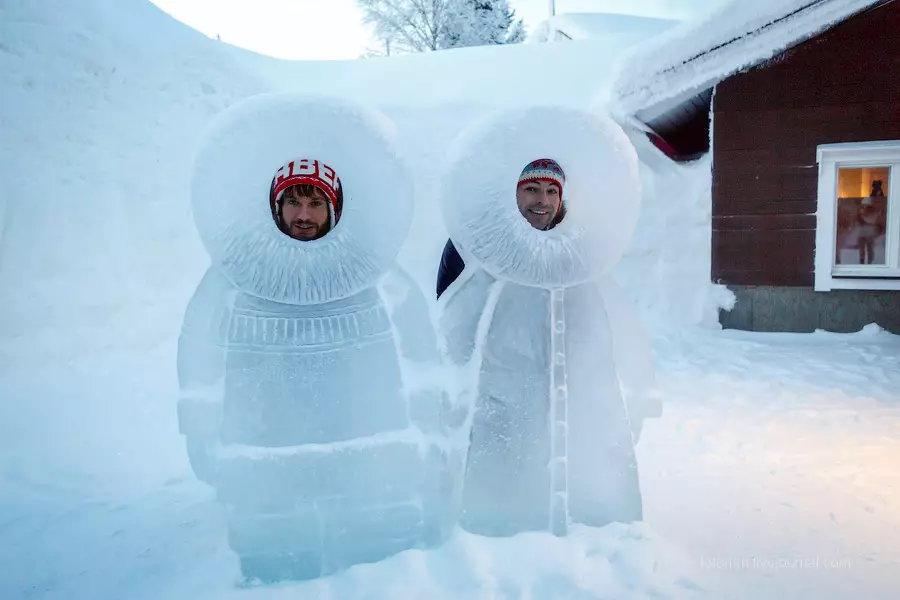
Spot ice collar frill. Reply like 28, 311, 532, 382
191, 93, 413, 305
440, 106, 640, 288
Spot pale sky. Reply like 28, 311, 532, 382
148, 0, 714, 61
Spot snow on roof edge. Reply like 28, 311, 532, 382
612, 0, 884, 121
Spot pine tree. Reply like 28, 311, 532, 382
504, 8, 527, 44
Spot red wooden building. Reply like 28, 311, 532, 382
616, 0, 900, 333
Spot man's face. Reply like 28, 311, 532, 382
516, 179, 561, 230
280, 186, 330, 241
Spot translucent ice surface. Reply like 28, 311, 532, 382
438, 106, 653, 537
178, 94, 465, 582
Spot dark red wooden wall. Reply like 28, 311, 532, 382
711, 0, 900, 286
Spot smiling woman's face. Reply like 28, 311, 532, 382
516, 179, 562, 230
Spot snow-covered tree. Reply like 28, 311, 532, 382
357, 0, 446, 52
357, 0, 525, 53
442, 0, 526, 49
506, 15, 526, 44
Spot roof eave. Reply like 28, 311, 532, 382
616, 0, 887, 123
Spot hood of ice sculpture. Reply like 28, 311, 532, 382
191, 93, 413, 305
440, 106, 640, 288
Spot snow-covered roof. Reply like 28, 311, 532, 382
613, 0, 885, 123
530, 12, 678, 43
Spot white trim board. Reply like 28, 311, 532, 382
815, 140, 900, 291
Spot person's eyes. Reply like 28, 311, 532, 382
549, 188, 559, 195
286, 197, 298, 205
311, 200, 324, 207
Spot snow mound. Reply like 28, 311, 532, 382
611, 144, 719, 329
0, 0, 267, 364
812, 322, 890, 338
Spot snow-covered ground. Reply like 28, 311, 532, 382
1, 1, 898, 599
644, 326, 900, 600
2, 328, 897, 599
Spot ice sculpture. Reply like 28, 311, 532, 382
437, 106, 660, 537
177, 94, 466, 582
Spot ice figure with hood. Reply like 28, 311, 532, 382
176, 94, 466, 582
436, 106, 661, 537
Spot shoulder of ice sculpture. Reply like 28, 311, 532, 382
378, 266, 440, 365
437, 267, 497, 366
191, 93, 413, 305
440, 106, 641, 288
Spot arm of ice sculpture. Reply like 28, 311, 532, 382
379, 266, 460, 435
176, 267, 236, 485
595, 274, 662, 442
437, 267, 495, 367
435, 267, 498, 431
379, 266, 439, 364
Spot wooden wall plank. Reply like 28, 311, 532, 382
712, 229, 815, 279
711, 198, 818, 217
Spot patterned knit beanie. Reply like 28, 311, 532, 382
518, 159, 566, 195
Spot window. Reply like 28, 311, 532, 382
815, 141, 900, 291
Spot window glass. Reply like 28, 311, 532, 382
834, 167, 889, 266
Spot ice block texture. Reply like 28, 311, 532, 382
191, 93, 412, 305
179, 94, 464, 582
437, 106, 652, 537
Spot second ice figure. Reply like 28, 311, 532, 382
177, 94, 466, 582
437, 106, 659, 537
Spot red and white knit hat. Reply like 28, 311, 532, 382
270, 158, 342, 221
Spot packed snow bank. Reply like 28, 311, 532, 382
0, 0, 267, 365
238, 39, 622, 110
613, 137, 725, 328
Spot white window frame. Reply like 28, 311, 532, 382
815, 140, 900, 291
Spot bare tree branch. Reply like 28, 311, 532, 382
356, 0, 525, 54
